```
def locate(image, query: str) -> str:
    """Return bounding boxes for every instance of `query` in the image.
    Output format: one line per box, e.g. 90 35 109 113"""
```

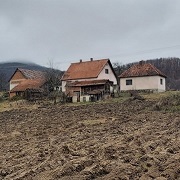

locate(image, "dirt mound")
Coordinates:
0 100 179 179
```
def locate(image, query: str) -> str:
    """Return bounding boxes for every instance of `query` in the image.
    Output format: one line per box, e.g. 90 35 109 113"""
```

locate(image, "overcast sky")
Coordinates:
0 0 180 70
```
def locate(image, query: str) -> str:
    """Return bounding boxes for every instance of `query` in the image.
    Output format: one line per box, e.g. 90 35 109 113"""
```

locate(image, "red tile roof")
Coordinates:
18 68 45 79
61 59 109 80
9 68 45 82
10 79 45 92
66 79 112 87
119 62 166 78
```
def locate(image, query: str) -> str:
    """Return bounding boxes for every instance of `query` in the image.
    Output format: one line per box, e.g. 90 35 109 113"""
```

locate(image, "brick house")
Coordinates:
61 58 117 102
9 68 45 98
119 61 167 92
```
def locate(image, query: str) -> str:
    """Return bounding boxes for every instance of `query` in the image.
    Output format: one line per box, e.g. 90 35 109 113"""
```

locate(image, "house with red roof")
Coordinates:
61 58 117 102
9 68 45 98
119 61 167 92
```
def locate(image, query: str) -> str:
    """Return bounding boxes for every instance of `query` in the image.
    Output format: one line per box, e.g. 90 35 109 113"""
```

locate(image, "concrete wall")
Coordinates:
120 76 166 92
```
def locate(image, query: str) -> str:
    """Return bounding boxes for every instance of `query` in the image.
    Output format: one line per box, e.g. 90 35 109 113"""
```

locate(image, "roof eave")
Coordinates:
61 76 99 81
119 74 167 78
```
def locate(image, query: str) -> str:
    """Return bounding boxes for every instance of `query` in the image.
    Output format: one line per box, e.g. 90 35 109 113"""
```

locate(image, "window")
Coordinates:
126 79 132 85
160 79 163 85
105 69 109 74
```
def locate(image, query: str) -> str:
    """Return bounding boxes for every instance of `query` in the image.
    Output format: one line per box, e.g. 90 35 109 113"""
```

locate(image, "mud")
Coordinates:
0 99 179 179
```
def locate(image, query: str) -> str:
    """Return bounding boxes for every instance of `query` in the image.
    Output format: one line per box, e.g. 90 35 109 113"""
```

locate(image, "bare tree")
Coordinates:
45 61 61 92
45 60 64 104
113 62 123 76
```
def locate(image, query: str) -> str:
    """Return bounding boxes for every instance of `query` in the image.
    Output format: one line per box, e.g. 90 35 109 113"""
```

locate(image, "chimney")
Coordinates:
90 58 93 61
139 60 145 65
80 59 82 63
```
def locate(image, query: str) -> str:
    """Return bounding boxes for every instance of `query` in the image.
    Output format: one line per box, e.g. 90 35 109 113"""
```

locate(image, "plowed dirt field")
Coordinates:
0 99 180 180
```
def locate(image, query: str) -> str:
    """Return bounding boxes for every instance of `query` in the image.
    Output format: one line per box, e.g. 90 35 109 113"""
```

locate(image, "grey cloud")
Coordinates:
0 0 180 70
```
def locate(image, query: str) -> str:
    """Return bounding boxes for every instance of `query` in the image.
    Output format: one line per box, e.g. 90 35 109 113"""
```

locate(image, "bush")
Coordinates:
2 92 9 100
0 96 4 103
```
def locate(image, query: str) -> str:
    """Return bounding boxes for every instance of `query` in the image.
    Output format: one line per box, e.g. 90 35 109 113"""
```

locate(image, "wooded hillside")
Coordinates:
113 57 180 90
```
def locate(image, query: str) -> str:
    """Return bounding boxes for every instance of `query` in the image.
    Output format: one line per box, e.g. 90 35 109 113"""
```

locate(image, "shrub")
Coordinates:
0 96 4 103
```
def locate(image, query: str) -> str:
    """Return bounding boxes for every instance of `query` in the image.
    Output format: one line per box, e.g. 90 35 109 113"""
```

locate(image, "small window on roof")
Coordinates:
126 79 132 85
105 69 109 74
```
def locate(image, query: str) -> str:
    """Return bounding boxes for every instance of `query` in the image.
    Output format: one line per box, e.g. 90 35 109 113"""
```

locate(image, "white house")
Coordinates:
119 61 167 92
61 58 117 102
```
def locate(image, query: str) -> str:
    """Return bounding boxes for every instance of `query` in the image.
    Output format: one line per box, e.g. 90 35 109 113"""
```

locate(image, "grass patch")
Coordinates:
142 91 179 101
152 91 180 112
0 99 39 112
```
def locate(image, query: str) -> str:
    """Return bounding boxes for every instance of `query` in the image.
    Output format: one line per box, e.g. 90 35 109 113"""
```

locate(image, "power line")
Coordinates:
54 44 180 65
100 44 180 59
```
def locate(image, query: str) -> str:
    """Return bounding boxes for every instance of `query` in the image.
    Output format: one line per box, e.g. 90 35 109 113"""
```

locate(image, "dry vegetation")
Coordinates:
0 92 180 180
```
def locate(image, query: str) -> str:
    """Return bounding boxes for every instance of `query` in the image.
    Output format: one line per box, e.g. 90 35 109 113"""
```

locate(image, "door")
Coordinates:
74 91 80 102
76 91 80 102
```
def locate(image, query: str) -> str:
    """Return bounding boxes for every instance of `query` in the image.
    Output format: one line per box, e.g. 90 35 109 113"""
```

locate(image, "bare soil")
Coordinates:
0 99 180 180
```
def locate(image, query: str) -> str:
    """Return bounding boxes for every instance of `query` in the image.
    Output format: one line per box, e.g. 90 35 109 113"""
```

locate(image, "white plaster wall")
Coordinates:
10 82 19 91
10 79 25 91
98 64 117 84
62 81 66 92
80 95 90 102
157 76 166 92
72 96 77 103
120 76 166 92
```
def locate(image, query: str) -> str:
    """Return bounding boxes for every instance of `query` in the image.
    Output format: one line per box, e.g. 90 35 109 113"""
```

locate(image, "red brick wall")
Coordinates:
11 70 26 81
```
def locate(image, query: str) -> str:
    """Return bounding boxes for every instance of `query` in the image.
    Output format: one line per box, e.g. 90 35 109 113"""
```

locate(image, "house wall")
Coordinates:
62 81 66 92
72 94 90 103
157 76 166 92
62 63 117 93
10 70 26 91
9 92 16 98
66 86 81 96
120 76 166 92
80 95 90 102
97 63 117 84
